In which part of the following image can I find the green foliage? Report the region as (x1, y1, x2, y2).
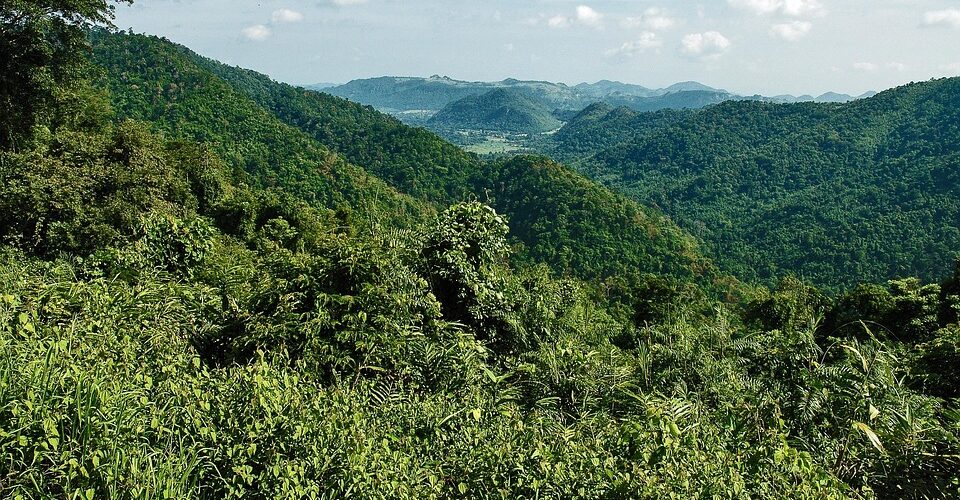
(913, 326, 960, 398)
(0, 120, 204, 256)
(420, 203, 514, 349)
(88, 31, 429, 229)
(745, 276, 828, 333)
(128, 212, 217, 276)
(824, 279, 942, 342)
(793, 336, 959, 497)
(0, 247, 870, 499)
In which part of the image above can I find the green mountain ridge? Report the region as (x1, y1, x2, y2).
(549, 78, 960, 289)
(322, 75, 870, 119)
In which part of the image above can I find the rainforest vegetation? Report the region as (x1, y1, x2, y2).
(1, 1, 958, 498)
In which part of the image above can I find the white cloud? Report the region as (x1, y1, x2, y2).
(547, 5, 603, 29)
(622, 7, 677, 31)
(782, 0, 823, 17)
(503, 43, 515, 52)
(241, 24, 271, 41)
(607, 32, 663, 57)
(576, 5, 603, 27)
(770, 20, 812, 40)
(729, 0, 781, 15)
(272, 9, 304, 23)
(548, 15, 570, 28)
(852, 61, 907, 72)
(729, 0, 823, 17)
(923, 9, 960, 28)
(681, 31, 731, 59)
(886, 62, 907, 72)
(939, 63, 960, 74)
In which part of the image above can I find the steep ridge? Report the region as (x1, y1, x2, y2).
(89, 32, 427, 226)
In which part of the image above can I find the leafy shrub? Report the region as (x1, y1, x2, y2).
(420, 202, 516, 350)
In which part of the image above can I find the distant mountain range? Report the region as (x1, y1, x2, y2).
(754, 90, 878, 104)
(309, 76, 876, 138)
(313, 76, 872, 111)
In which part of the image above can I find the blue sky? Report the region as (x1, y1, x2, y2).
(114, 0, 960, 96)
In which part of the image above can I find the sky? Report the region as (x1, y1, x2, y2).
(113, 0, 960, 96)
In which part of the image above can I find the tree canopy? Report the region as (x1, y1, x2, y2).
(0, 0, 130, 149)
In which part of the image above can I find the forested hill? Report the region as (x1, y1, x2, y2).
(89, 31, 428, 226)
(480, 156, 716, 282)
(89, 31, 715, 284)
(551, 78, 960, 290)
(428, 88, 562, 134)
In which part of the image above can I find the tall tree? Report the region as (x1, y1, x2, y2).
(0, 0, 130, 150)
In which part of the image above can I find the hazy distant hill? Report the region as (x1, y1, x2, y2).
(754, 91, 877, 104)
(428, 88, 562, 134)
(664, 81, 727, 93)
(573, 80, 659, 98)
(322, 76, 586, 113)
(304, 82, 339, 90)
(322, 75, 488, 112)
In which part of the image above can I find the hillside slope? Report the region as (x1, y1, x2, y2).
(480, 156, 716, 283)
(90, 32, 717, 285)
(552, 78, 960, 289)
(550, 104, 686, 160)
(185, 53, 483, 204)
